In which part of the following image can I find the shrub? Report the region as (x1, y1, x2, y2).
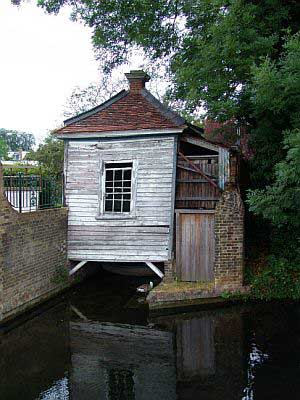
(250, 256, 300, 300)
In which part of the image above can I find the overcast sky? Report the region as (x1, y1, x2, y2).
(0, 0, 143, 143)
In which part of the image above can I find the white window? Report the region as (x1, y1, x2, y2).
(103, 162, 133, 214)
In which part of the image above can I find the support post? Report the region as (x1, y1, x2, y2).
(69, 260, 88, 276)
(145, 262, 164, 279)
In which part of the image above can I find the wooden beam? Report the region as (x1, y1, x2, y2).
(70, 304, 89, 321)
(177, 179, 216, 184)
(176, 197, 219, 201)
(69, 260, 88, 276)
(175, 209, 215, 214)
(178, 152, 220, 190)
(177, 164, 215, 178)
(145, 262, 164, 279)
(180, 134, 220, 152)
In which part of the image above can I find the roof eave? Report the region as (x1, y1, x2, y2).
(55, 126, 186, 140)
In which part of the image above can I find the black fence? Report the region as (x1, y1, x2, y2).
(3, 173, 63, 213)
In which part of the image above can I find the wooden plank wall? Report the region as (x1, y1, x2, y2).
(218, 147, 230, 189)
(66, 136, 176, 262)
(176, 156, 220, 209)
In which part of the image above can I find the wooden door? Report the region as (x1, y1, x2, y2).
(176, 211, 215, 281)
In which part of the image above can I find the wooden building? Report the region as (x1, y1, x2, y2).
(56, 70, 243, 286)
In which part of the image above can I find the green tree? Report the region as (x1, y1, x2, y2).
(0, 138, 9, 160)
(247, 33, 300, 259)
(33, 0, 299, 116)
(27, 134, 64, 177)
(0, 128, 35, 151)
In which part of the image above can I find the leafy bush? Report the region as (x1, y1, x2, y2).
(3, 166, 41, 176)
(250, 256, 300, 300)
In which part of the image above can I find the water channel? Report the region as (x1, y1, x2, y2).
(1, 272, 300, 400)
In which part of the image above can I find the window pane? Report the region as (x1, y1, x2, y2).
(115, 170, 122, 180)
(105, 200, 113, 212)
(114, 200, 122, 212)
(123, 201, 130, 212)
(106, 162, 132, 169)
(104, 162, 133, 214)
(114, 180, 123, 188)
(106, 170, 113, 180)
(124, 170, 131, 180)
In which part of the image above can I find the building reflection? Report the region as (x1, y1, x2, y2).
(152, 308, 247, 400)
(69, 321, 177, 400)
(2, 286, 299, 400)
(69, 306, 247, 400)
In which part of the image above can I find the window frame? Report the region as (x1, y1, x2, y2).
(96, 159, 137, 220)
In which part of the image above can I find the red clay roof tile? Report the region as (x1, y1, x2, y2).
(56, 88, 186, 135)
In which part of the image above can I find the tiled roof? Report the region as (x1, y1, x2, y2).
(56, 86, 186, 135)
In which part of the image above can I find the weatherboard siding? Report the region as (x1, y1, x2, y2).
(66, 136, 176, 262)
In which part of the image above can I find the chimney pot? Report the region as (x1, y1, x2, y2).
(125, 70, 150, 92)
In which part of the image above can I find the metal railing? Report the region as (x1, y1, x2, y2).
(3, 173, 63, 212)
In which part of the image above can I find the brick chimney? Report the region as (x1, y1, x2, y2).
(125, 70, 150, 93)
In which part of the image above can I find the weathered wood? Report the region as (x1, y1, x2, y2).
(175, 209, 215, 214)
(176, 197, 219, 201)
(178, 152, 219, 190)
(69, 254, 168, 262)
(145, 261, 164, 278)
(69, 260, 88, 276)
(176, 155, 221, 210)
(176, 211, 215, 281)
(66, 136, 175, 261)
(180, 134, 220, 152)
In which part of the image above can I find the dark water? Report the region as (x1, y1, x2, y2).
(1, 273, 300, 400)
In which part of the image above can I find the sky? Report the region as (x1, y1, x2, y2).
(0, 0, 143, 143)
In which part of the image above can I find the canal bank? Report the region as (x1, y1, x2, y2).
(147, 281, 250, 312)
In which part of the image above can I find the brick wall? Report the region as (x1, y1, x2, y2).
(0, 166, 69, 322)
(163, 260, 175, 283)
(214, 183, 244, 290)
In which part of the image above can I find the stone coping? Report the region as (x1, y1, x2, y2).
(147, 281, 249, 311)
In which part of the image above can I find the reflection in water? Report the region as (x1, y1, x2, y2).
(176, 317, 215, 380)
(38, 377, 70, 400)
(242, 337, 269, 400)
(107, 369, 134, 400)
(69, 321, 176, 400)
(0, 274, 300, 400)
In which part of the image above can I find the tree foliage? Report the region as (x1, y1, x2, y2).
(248, 33, 300, 240)
(34, 0, 300, 119)
(0, 128, 35, 152)
(27, 134, 64, 176)
(0, 138, 9, 160)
